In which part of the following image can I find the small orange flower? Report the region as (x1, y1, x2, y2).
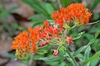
(28, 27, 39, 53)
(43, 20, 50, 28)
(66, 35, 74, 45)
(53, 50, 58, 56)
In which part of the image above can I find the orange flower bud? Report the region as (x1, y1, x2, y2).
(53, 50, 58, 56)
(66, 36, 74, 45)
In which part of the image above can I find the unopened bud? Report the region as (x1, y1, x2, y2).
(53, 50, 58, 56)
(39, 41, 49, 47)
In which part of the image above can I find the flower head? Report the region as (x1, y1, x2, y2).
(52, 3, 92, 27)
(12, 31, 29, 58)
(12, 31, 29, 50)
(12, 27, 39, 58)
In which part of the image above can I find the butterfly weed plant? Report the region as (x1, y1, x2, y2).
(11, 3, 100, 66)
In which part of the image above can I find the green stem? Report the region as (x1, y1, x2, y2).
(65, 47, 78, 66)
(71, 25, 76, 29)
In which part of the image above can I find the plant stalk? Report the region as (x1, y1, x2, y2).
(65, 47, 79, 66)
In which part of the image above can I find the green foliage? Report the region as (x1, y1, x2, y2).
(37, 49, 47, 55)
(0, 4, 3, 10)
(0, 4, 18, 19)
(73, 37, 96, 57)
(22, 0, 55, 27)
(93, 13, 100, 20)
(91, 0, 100, 11)
(90, 58, 99, 66)
(45, 3, 54, 15)
(22, 0, 54, 17)
(60, 0, 71, 7)
(3, 54, 16, 58)
(73, 31, 85, 40)
(83, 51, 100, 66)
(75, 0, 82, 3)
(83, 46, 91, 66)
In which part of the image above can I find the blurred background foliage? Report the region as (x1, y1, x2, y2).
(0, 0, 100, 66)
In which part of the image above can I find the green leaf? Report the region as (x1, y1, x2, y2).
(76, 53, 84, 60)
(21, 0, 49, 17)
(59, 46, 66, 56)
(89, 26, 100, 33)
(45, 61, 59, 66)
(0, 4, 3, 10)
(11, 23, 19, 30)
(75, 0, 82, 3)
(73, 46, 87, 56)
(86, 2, 93, 8)
(87, 38, 96, 46)
(33, 55, 66, 62)
(37, 49, 47, 55)
(0, 6, 18, 20)
(60, 62, 66, 66)
(60, 0, 71, 7)
(22, 59, 29, 64)
(84, 46, 91, 66)
(33, 0, 49, 15)
(73, 38, 95, 56)
(95, 31, 100, 38)
(60, 46, 66, 51)
(73, 31, 85, 40)
(84, 33, 94, 40)
(93, 13, 100, 20)
(91, 0, 100, 11)
(32, 21, 43, 27)
(29, 14, 47, 21)
(67, 58, 76, 66)
(8, 6, 19, 12)
(0, 10, 9, 19)
(66, 63, 73, 66)
(3, 54, 16, 58)
(45, 3, 54, 15)
(84, 46, 91, 61)
(33, 55, 44, 60)
(90, 58, 99, 66)
(83, 51, 100, 66)
(47, 20, 54, 25)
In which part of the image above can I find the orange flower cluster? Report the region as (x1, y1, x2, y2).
(39, 20, 61, 40)
(12, 20, 63, 57)
(52, 3, 92, 26)
(12, 27, 40, 57)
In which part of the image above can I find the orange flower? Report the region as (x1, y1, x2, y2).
(12, 27, 40, 58)
(52, 3, 92, 26)
(12, 31, 29, 58)
(66, 35, 74, 45)
(66, 3, 92, 24)
(12, 31, 29, 50)
(43, 20, 50, 28)
(28, 27, 39, 53)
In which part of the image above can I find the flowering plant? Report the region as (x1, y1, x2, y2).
(11, 3, 100, 66)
